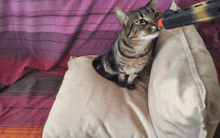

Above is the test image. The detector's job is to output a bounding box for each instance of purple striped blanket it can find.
[0,0,219,137]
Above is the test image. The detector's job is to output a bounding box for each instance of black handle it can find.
[162,0,220,30]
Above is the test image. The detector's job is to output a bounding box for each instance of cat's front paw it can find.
[125,84,135,90]
[117,81,125,87]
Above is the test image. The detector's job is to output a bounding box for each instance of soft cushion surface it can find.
[43,55,156,138]
[148,2,220,138]
[43,1,220,138]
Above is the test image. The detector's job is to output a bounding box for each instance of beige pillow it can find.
[148,1,220,138]
[43,55,156,138]
[43,1,220,138]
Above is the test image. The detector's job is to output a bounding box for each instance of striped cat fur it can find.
[93,0,162,90]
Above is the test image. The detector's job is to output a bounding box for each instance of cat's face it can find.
[114,1,162,40]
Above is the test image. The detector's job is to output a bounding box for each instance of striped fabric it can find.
[0,0,174,88]
[0,0,172,137]
[0,71,63,138]
[0,0,219,88]
[0,0,219,137]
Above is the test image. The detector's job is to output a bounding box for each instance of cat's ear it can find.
[114,7,129,27]
[146,0,157,8]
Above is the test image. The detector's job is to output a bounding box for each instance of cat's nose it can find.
[150,22,158,26]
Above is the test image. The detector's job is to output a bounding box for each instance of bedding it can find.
[0,71,63,137]
[0,0,220,137]
[43,55,155,138]
[42,2,220,137]
[149,2,220,137]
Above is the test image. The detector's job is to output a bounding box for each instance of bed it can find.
[0,0,220,137]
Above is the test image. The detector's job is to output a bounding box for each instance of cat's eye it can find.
[154,12,161,19]
[136,19,148,25]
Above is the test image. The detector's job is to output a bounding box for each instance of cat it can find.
[92,0,162,90]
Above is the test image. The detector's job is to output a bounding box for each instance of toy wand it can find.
[158,0,220,29]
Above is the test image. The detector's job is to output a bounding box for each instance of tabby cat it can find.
[92,0,162,90]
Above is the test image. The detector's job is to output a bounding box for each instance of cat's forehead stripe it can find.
[131,6,151,13]
[150,7,155,13]
[130,6,155,19]
[139,11,144,18]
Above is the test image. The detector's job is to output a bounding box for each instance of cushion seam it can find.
[179,26,206,98]
[178,26,207,123]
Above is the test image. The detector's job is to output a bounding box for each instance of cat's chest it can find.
[120,57,149,74]
[126,58,146,67]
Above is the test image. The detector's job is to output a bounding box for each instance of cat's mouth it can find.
[152,30,159,35]
[144,25,160,35]
[140,27,160,40]
[152,26,160,34]
[129,26,160,40]
[143,27,160,36]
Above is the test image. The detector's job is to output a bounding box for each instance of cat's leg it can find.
[117,67,126,87]
[118,72,126,87]
[126,73,138,90]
